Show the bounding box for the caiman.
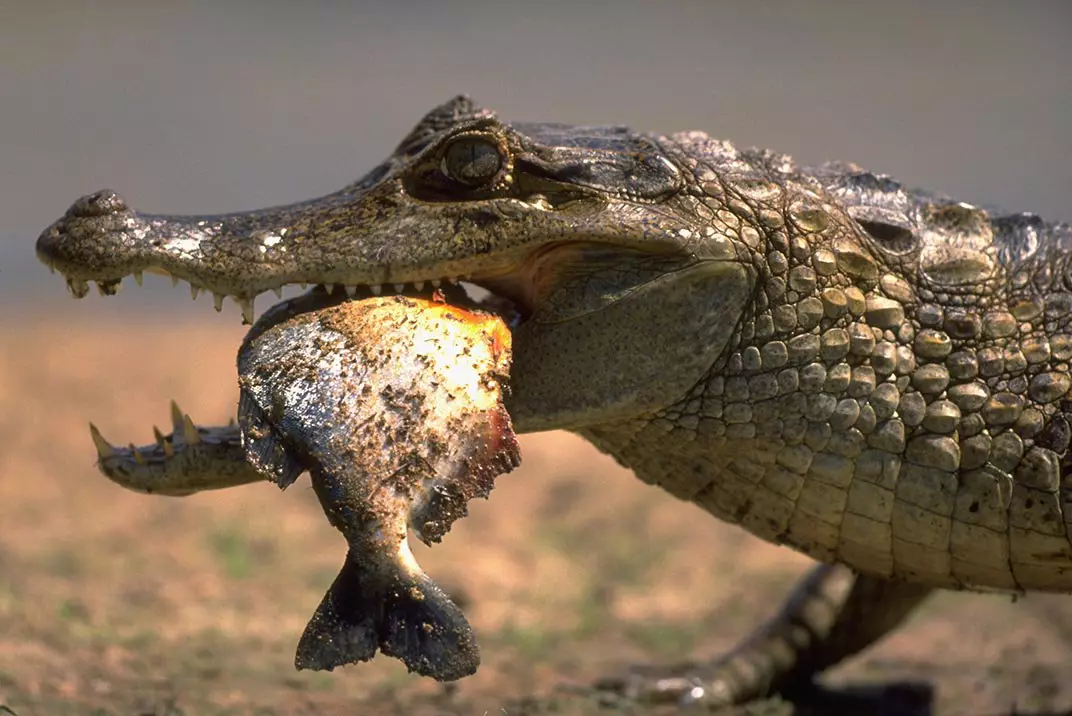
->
[34,95,1072,707]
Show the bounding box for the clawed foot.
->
[584,565,935,711]
[589,663,934,715]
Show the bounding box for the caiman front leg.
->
[600,563,932,708]
[88,401,268,496]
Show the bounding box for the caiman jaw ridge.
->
[36,194,520,325]
[87,400,264,496]
[36,187,535,325]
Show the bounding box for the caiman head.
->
[36,96,755,432]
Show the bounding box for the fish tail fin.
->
[294,552,379,672]
[295,551,479,681]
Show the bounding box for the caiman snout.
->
[33,95,694,327]
[37,188,143,297]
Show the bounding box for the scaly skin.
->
[36,96,1072,707]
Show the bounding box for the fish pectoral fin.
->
[295,551,479,681]
[237,387,304,489]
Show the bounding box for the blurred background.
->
[2,2,1071,715]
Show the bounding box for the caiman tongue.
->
[235,287,520,680]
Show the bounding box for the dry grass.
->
[2,316,1072,715]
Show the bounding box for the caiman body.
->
[36,96,1072,706]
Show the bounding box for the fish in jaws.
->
[237,289,520,680]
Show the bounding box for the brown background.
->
[2,2,1071,713]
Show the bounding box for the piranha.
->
[90,286,520,680]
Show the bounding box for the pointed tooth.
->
[213,293,225,312]
[430,279,442,288]
[67,277,90,298]
[342,284,357,297]
[95,280,121,296]
[393,283,405,293]
[446,276,459,285]
[414,280,426,291]
[153,426,175,458]
[153,424,174,457]
[228,417,237,427]
[171,275,180,287]
[529,194,553,211]
[170,400,184,431]
[237,296,255,325]
[133,271,144,286]
[370,284,383,296]
[88,423,114,459]
[300,282,308,290]
[131,446,147,465]
[273,286,283,299]
[190,284,201,300]
[182,415,201,445]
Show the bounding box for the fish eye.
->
[440,136,503,187]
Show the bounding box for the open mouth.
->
[37,185,533,494]
[77,278,524,499]
[33,188,538,502]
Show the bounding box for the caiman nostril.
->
[37,188,139,276]
[65,189,128,219]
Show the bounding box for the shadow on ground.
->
[2,317,1072,715]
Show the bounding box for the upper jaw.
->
[34,176,689,326]
[35,186,542,324]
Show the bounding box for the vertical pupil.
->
[447,139,501,185]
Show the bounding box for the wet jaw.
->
[88,401,264,496]
[35,189,519,324]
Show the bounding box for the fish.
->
[236,287,520,681]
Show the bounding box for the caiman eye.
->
[441,136,503,187]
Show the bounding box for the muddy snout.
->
[36,189,142,286]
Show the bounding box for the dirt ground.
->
[3,316,1072,716]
